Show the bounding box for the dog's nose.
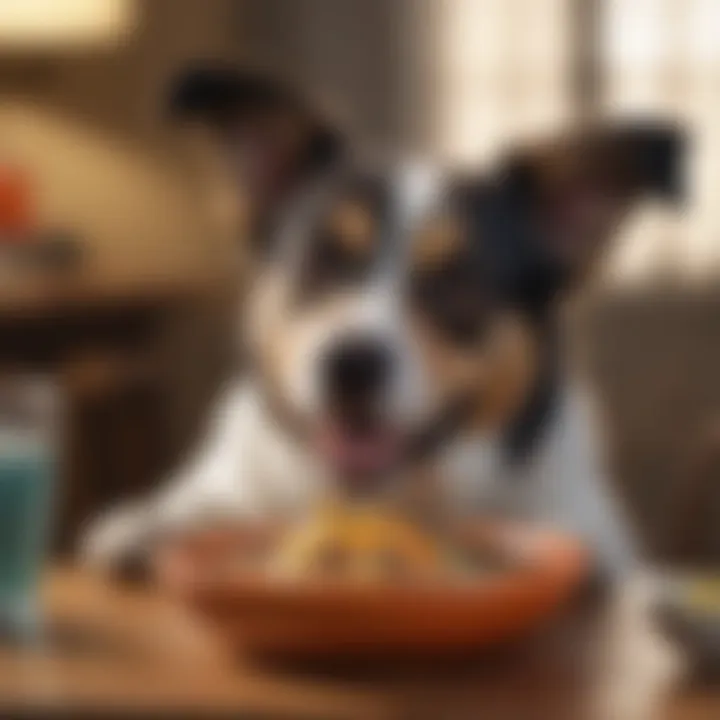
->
[324,336,393,404]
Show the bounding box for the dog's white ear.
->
[168,64,344,224]
[502,121,685,286]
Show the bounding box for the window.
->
[437,0,720,284]
[603,0,720,282]
[437,0,572,167]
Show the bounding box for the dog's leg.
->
[534,391,640,589]
[80,383,262,570]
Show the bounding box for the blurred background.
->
[0,0,718,562]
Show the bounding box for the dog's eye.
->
[293,200,379,301]
[411,260,490,346]
[295,226,374,303]
[413,215,464,270]
[327,202,374,256]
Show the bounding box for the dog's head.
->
[170,65,684,491]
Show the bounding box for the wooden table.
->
[0,265,212,319]
[0,569,717,719]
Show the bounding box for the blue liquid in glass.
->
[0,441,54,639]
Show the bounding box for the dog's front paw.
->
[79,503,150,572]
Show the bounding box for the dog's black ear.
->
[501,120,686,290]
[168,64,344,219]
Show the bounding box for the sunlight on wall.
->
[0,102,209,277]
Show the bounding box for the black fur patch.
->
[168,64,344,177]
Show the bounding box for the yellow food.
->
[270,503,443,581]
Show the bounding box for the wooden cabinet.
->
[0,270,234,555]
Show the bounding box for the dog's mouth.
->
[315,416,403,482]
[262,384,473,489]
[313,395,472,488]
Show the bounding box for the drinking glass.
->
[0,376,59,642]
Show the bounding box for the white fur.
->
[250,167,444,429]
[439,386,637,575]
[394,160,446,229]
[82,377,637,578]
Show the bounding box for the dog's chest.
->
[232,374,596,525]
[201,382,633,575]
[439,436,550,519]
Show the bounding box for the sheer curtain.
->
[436,0,573,168]
[435,0,719,284]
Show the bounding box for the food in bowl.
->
[185,504,521,586]
[270,505,444,581]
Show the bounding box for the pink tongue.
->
[319,424,399,475]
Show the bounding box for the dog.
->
[82,65,685,581]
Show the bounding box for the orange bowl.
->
[155,521,588,658]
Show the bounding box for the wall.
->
[0,0,241,277]
[240,0,441,156]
